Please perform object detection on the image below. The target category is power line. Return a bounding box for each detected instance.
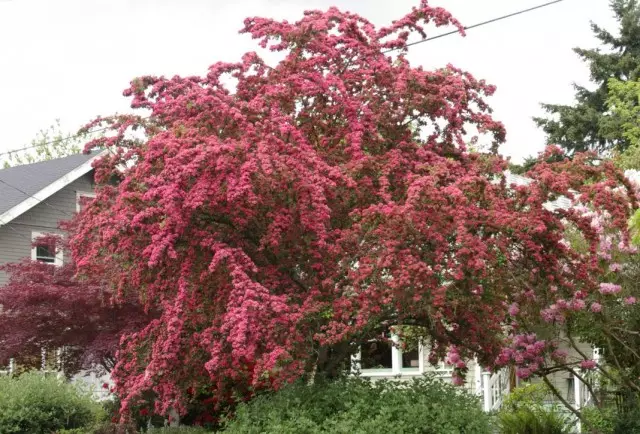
[0,178,74,219]
[0,1,568,159]
[387,0,568,52]
[0,126,111,159]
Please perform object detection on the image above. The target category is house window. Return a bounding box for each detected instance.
[566,377,575,403]
[76,191,96,212]
[360,340,393,370]
[31,232,63,266]
[352,331,424,376]
[401,348,421,369]
[35,245,55,263]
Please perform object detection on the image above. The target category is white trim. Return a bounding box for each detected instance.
[0,151,107,226]
[31,231,63,266]
[76,191,97,212]
[352,332,425,377]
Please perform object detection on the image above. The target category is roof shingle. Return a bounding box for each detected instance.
[0,152,98,216]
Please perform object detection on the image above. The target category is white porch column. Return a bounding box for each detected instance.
[8,358,14,375]
[391,333,401,375]
[574,372,581,409]
[350,350,361,374]
[574,372,582,433]
[482,371,492,412]
[474,359,482,396]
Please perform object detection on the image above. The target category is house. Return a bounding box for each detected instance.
[0,151,103,286]
[0,152,107,394]
[352,331,594,423]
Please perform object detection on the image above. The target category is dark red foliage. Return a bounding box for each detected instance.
[0,235,152,375]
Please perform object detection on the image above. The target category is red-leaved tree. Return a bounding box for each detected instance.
[0,234,152,375]
[67,1,637,420]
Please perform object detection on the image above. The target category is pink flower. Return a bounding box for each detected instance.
[599,282,622,295]
[590,302,602,313]
[580,359,597,370]
[571,299,586,311]
[516,368,532,379]
[609,263,623,272]
[552,349,568,361]
[508,303,520,316]
[625,297,637,305]
[446,347,460,364]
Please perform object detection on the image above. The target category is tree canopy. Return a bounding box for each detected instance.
[0,235,152,375]
[0,1,630,424]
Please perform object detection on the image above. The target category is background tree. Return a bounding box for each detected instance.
[609,78,640,169]
[2,119,99,168]
[67,1,637,424]
[534,0,640,154]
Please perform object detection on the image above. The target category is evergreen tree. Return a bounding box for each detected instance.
[534,0,640,154]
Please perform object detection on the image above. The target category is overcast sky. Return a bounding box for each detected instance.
[0,0,616,163]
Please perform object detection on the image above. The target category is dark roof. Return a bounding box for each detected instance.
[0,152,98,216]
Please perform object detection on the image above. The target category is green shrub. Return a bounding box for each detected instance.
[496,383,571,434]
[497,408,569,434]
[582,405,616,434]
[0,371,105,433]
[146,428,213,433]
[222,375,492,434]
[613,406,640,434]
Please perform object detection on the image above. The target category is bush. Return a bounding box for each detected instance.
[582,405,616,434]
[613,406,640,434]
[496,383,571,434]
[146,428,213,433]
[497,409,569,434]
[0,371,105,433]
[222,375,492,434]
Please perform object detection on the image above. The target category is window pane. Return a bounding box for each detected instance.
[402,348,420,369]
[360,340,392,369]
[35,245,55,263]
[78,194,95,211]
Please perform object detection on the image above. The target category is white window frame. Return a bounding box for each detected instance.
[31,231,63,266]
[351,332,425,377]
[76,191,97,212]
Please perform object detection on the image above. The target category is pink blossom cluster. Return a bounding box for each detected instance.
[496,334,549,379]
[599,282,622,295]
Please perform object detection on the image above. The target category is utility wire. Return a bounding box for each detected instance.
[0,126,111,159]
[0,0,568,158]
[387,0,567,52]
[0,178,74,219]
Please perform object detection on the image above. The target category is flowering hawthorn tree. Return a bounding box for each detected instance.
[68,1,637,420]
[0,234,152,375]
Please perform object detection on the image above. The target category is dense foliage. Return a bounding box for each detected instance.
[610,79,640,169]
[222,376,491,434]
[534,0,640,153]
[496,384,571,434]
[0,372,105,434]
[62,1,639,421]
[0,235,153,375]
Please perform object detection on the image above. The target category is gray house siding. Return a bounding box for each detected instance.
[0,173,94,285]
